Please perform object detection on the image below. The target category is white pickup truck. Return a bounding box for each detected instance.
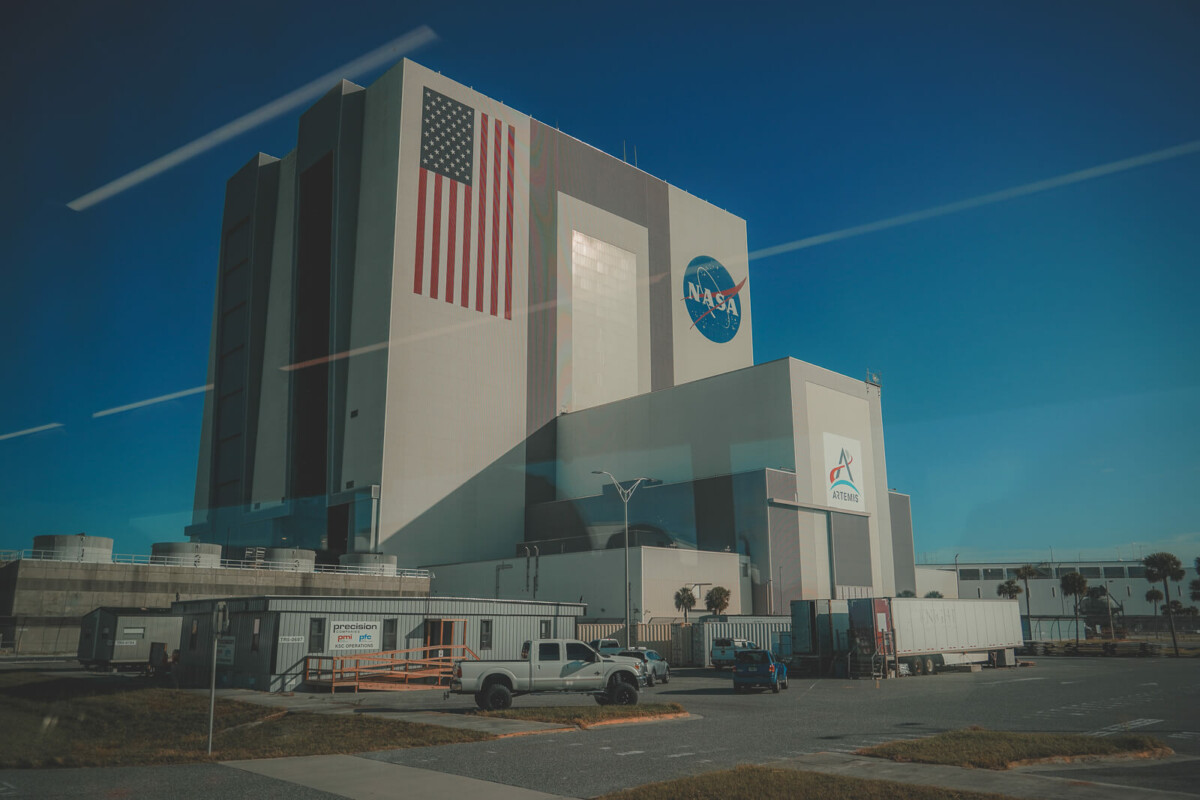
[451,639,646,709]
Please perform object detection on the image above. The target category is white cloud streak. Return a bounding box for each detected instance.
[67,26,438,211]
[93,384,212,418]
[0,423,64,442]
[749,139,1200,261]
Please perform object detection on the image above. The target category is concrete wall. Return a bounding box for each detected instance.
[0,559,429,655]
[428,546,746,623]
[915,567,960,598]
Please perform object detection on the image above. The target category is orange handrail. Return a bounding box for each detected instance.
[304,644,480,693]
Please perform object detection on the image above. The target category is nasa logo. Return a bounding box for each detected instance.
[682,256,745,344]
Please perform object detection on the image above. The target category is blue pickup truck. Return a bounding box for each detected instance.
[732,649,789,693]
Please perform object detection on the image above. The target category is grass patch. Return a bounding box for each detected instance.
[473,702,686,728]
[0,671,492,768]
[598,764,1012,800]
[858,728,1172,770]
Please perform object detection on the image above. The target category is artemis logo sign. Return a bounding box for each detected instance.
[682,256,745,343]
[823,433,865,511]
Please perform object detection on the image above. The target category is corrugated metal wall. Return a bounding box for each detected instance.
[696,617,792,667]
[175,596,585,691]
[575,622,692,664]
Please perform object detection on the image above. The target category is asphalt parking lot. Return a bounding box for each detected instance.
[360,656,1200,797]
[1,656,1196,798]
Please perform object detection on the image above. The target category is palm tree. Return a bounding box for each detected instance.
[1060,571,1088,646]
[1145,588,1163,636]
[1144,552,1185,657]
[705,586,731,616]
[997,579,1022,600]
[1014,565,1040,626]
[674,586,696,624]
[924,591,943,598]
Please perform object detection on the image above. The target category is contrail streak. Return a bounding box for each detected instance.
[67,26,438,211]
[0,423,64,442]
[93,384,212,418]
[748,139,1200,261]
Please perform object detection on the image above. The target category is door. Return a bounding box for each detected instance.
[563,641,604,689]
[423,618,467,658]
[534,641,563,689]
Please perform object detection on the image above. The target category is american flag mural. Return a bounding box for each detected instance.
[413,86,516,320]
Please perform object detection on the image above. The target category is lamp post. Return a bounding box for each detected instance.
[593,471,652,648]
[953,554,960,599]
[1105,580,1115,641]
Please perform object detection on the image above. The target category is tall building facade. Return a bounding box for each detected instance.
[187,60,755,568]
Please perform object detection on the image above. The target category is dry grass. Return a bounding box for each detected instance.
[598,764,1013,800]
[0,671,491,768]
[473,702,686,728]
[858,728,1171,770]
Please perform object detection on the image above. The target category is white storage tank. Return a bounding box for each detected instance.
[338,552,398,576]
[151,542,222,568]
[264,548,316,572]
[32,534,113,563]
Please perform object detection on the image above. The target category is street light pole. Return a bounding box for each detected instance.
[594,471,652,648]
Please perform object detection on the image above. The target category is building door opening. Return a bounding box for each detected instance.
[423,618,466,658]
[326,504,349,556]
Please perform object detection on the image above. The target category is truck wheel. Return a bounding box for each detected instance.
[609,682,638,706]
[661,668,670,684]
[480,683,513,710]
[594,694,612,706]
[473,691,485,708]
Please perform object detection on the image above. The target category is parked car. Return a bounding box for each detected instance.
[710,637,758,669]
[618,648,670,685]
[733,649,788,693]
[588,638,623,655]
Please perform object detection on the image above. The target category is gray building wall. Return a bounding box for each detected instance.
[889,492,917,595]
[0,559,429,656]
[175,595,584,691]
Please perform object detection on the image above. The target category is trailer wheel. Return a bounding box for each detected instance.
[923,657,936,676]
[609,682,638,706]
[480,683,513,710]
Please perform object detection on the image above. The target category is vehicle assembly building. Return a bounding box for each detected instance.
[183,58,917,621]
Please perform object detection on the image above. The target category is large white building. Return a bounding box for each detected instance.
[186,59,916,619]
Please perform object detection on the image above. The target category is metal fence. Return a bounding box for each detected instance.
[0,549,430,578]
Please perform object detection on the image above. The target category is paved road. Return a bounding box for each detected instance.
[1,657,1196,798]
[360,657,1200,797]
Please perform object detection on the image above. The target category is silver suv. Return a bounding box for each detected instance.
[619,648,670,685]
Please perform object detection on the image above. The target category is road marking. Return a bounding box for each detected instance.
[1140,682,1159,686]
[616,751,644,756]
[1060,681,1078,685]
[1169,732,1200,740]
[1088,719,1163,737]
[981,677,1045,685]
[0,782,16,796]
[599,747,611,750]
[666,752,695,758]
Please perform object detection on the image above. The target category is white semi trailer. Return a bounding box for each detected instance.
[847,597,1022,677]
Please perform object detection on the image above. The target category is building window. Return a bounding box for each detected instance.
[189,619,198,651]
[539,619,551,639]
[382,619,397,652]
[959,569,981,581]
[1056,567,1077,578]
[309,618,326,653]
[479,620,493,650]
[983,569,1003,581]
[1127,566,1146,578]
[1079,567,1101,579]
[122,627,145,638]
[251,618,261,653]
[1103,567,1125,578]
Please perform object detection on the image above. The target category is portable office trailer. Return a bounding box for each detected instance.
[849,597,1022,674]
[694,615,792,667]
[174,595,586,691]
[77,607,181,669]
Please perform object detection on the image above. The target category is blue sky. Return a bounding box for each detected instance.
[2,1,1198,564]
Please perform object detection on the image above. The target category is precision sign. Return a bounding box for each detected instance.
[682,255,745,343]
[330,621,380,651]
